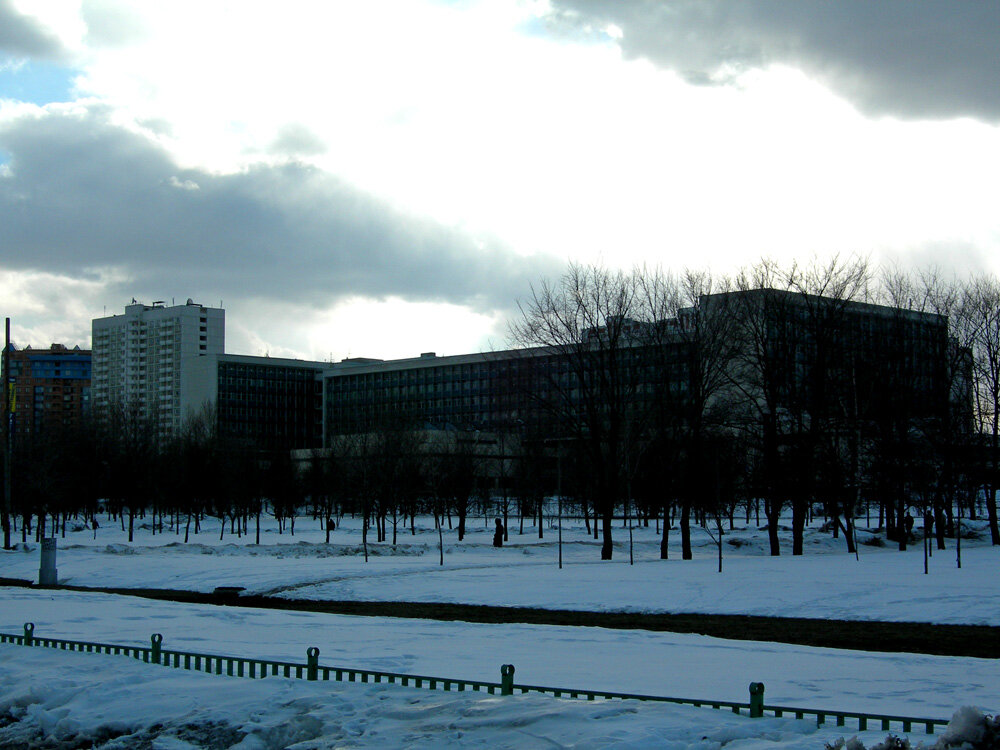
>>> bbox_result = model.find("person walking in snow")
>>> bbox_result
[493,518,505,548]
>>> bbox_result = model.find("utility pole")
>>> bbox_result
[557,445,562,570]
[3,317,11,550]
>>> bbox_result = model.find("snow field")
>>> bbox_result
[1,512,997,747]
[2,514,997,625]
[1,588,996,719]
[1,644,912,750]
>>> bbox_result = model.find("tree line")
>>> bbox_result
[2,256,999,562]
[0,402,555,556]
[509,257,1000,561]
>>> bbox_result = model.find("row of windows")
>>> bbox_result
[219,365,318,381]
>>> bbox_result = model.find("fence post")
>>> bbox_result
[23,622,34,647]
[500,664,515,696]
[307,647,319,681]
[749,682,765,718]
[150,634,163,665]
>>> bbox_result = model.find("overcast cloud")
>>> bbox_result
[1,1,998,360]
[0,106,550,311]
[0,0,67,60]
[548,0,1000,122]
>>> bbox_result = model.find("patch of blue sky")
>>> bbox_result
[516,14,553,39]
[516,13,618,46]
[0,59,78,105]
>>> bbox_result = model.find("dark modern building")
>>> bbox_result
[708,287,971,438]
[184,353,327,452]
[321,289,965,444]
[90,289,961,457]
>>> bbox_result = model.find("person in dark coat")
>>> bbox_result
[493,518,505,548]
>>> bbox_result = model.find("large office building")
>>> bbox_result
[5,343,91,439]
[321,289,962,443]
[92,299,224,437]
[89,288,965,454]
[322,346,668,440]
[183,353,326,451]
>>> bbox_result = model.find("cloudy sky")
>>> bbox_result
[1,0,998,361]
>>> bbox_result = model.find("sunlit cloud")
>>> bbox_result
[0,0,997,357]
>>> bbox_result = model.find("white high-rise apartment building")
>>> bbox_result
[92,299,225,436]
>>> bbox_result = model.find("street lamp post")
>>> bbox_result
[544,436,565,570]
[557,446,562,570]
[2,317,11,551]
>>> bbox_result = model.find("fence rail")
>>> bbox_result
[1,623,948,735]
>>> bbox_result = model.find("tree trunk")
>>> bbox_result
[840,515,857,554]
[362,516,369,563]
[792,499,806,556]
[437,508,444,566]
[680,501,692,560]
[988,486,1000,546]
[659,505,670,559]
[897,493,908,552]
[764,498,780,556]
[600,510,613,560]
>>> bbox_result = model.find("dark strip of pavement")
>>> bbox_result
[4,579,995,659]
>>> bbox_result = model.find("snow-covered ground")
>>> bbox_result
[7,644,970,750]
[5,587,998,718]
[1,514,996,625]
[1,513,997,748]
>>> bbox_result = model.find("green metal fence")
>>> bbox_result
[1,623,949,735]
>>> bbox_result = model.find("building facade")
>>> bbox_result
[183,353,326,451]
[322,343,689,442]
[321,289,963,445]
[87,288,964,458]
[5,344,91,439]
[703,288,960,424]
[92,299,224,437]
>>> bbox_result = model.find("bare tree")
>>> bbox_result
[509,263,645,560]
[872,268,951,551]
[371,422,424,546]
[636,267,740,559]
[785,255,871,555]
[103,398,160,543]
[961,275,1000,545]
[697,432,747,572]
[915,270,974,552]
[727,260,800,556]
